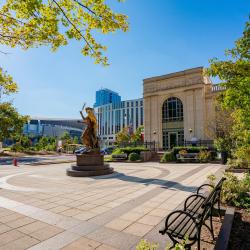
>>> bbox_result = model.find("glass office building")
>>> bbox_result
[94,88,121,107]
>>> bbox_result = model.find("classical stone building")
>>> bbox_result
[143,67,225,150]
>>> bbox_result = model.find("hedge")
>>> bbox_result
[112,146,149,156]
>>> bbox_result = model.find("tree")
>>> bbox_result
[131,125,144,143]
[0,68,27,143]
[206,17,250,162]
[0,102,28,141]
[115,127,131,145]
[0,67,18,99]
[73,136,79,144]
[0,0,128,65]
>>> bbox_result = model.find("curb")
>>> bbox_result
[214,207,235,250]
[25,160,75,166]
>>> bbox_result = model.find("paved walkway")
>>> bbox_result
[0,162,224,250]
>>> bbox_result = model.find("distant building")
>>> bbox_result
[23,117,84,140]
[94,88,121,107]
[95,98,144,147]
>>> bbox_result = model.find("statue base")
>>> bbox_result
[66,153,113,177]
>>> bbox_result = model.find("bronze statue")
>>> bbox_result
[79,104,99,152]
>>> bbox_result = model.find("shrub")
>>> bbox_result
[222,173,250,209]
[136,239,158,250]
[113,147,148,155]
[128,152,140,161]
[136,239,186,250]
[227,158,249,169]
[178,149,188,155]
[161,151,175,162]
[111,148,125,155]
[198,150,211,162]
[11,142,25,152]
[208,173,250,209]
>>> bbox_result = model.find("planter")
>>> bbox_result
[221,151,228,165]
[225,168,250,173]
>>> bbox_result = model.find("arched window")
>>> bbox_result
[162,97,183,122]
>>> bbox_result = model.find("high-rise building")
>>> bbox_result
[95,96,144,147]
[94,88,121,107]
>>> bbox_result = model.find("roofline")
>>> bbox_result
[29,117,79,121]
[143,67,204,84]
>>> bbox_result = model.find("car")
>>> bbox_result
[100,146,116,155]
[74,146,87,154]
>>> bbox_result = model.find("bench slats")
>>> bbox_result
[159,178,226,250]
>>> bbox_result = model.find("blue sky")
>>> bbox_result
[1,0,249,118]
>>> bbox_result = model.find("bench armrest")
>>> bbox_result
[197,184,214,194]
[160,209,197,235]
[184,194,206,210]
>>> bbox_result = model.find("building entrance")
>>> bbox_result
[162,97,184,150]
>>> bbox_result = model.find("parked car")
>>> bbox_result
[74,146,87,154]
[100,146,116,155]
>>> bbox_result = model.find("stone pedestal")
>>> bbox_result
[66,153,113,177]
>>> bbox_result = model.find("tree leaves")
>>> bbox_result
[0,0,129,65]
[0,67,18,97]
[206,17,250,163]
[0,102,28,141]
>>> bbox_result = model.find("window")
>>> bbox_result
[162,97,183,122]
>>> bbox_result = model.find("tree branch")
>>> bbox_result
[52,0,95,54]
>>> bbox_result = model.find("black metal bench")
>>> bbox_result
[176,153,199,163]
[111,154,128,161]
[159,177,226,250]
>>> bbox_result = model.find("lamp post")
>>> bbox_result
[189,128,192,140]
[153,130,157,151]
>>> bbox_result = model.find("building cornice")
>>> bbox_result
[143,67,204,84]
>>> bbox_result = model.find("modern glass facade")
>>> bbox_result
[96,98,144,147]
[94,88,121,107]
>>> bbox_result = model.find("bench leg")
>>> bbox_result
[197,230,201,250]
[218,199,222,220]
[210,213,215,240]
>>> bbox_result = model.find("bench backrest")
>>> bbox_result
[200,177,226,221]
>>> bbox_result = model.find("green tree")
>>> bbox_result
[0,0,128,65]
[206,17,250,163]
[0,102,28,141]
[60,131,72,144]
[0,68,27,143]
[73,136,79,144]
[115,127,131,145]
[131,125,144,143]
[0,67,18,99]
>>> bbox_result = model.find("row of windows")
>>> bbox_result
[98,100,143,111]
[98,107,143,135]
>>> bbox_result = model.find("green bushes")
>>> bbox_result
[136,239,186,250]
[128,152,140,161]
[208,173,250,209]
[11,142,25,152]
[161,151,175,162]
[11,136,57,152]
[198,150,211,162]
[112,147,148,156]
[111,148,125,155]
[227,158,249,169]
[222,173,250,209]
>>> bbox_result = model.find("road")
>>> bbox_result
[0,154,75,165]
